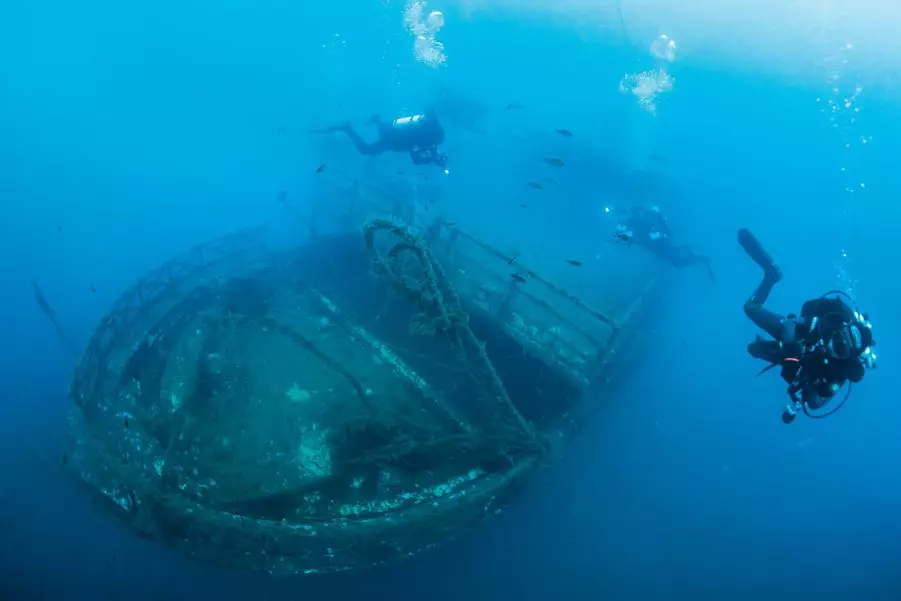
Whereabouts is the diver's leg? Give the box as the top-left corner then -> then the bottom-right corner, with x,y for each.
743,267 -> 797,342
666,245 -> 716,283
738,228 -> 792,341
738,228 -> 782,281
743,277 -> 794,341
661,244 -> 691,268
340,125 -> 387,156
311,121 -> 352,134
747,337 -> 784,363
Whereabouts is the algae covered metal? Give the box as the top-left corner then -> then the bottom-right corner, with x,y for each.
66,212 -> 666,573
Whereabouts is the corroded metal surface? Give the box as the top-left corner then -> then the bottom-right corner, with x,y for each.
67,209 -> 666,574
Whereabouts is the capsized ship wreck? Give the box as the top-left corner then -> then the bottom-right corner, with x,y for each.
66,182 -> 669,574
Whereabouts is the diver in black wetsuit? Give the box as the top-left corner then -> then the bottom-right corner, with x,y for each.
614,205 -> 716,283
738,228 -> 878,424
316,111 -> 448,169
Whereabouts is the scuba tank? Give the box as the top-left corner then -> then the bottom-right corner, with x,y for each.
391,114 -> 427,131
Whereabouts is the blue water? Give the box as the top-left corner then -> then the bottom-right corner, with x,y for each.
3,1 -> 900,599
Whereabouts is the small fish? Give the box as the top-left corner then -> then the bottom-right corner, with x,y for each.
123,417 -> 129,429
57,225 -> 62,232
526,180 -> 544,189
397,170 -> 405,175
543,177 -> 559,185
565,259 -> 583,267
90,284 -> 97,293
61,452 -> 68,466
648,153 -> 666,162
277,190 -> 288,203
315,164 -> 327,174
519,203 -> 528,209
505,102 -> 525,111
542,157 -> 565,167
510,273 -> 528,283
556,128 -> 574,138
612,231 -> 632,244
507,256 -> 517,265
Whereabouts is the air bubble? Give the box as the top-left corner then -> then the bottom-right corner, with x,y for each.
404,1 -> 446,68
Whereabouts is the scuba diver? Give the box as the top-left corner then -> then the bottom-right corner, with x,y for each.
613,205 -> 716,283
738,228 -> 877,424
315,110 -> 448,169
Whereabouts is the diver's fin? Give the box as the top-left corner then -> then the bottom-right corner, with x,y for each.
756,363 -> 780,377
738,228 -> 782,282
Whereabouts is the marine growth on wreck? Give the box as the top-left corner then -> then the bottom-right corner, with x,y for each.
65,191 -> 667,574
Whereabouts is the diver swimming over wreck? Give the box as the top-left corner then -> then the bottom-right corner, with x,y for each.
738,228 -> 877,424
613,205 -> 716,283
315,109 -> 449,169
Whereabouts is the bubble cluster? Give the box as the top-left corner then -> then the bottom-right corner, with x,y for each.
619,69 -> 674,115
816,42 -> 869,197
404,1 -> 446,68
620,34 -> 677,114
834,249 -> 859,299
816,41 -> 868,295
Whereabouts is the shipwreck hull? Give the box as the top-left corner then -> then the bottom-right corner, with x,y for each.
67,216 -> 667,574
